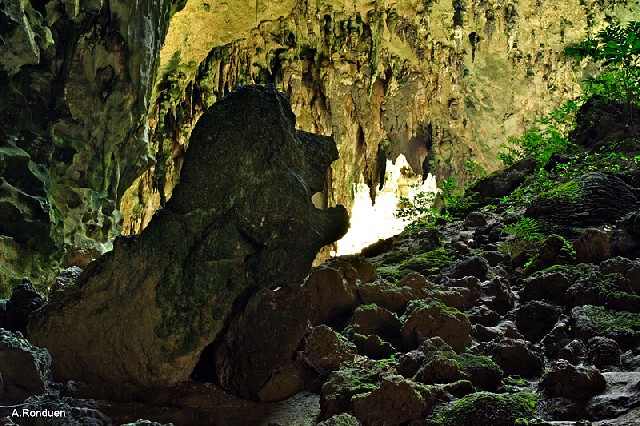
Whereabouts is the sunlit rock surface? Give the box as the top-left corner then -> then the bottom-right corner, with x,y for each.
122,0 -> 640,235
28,85 -> 348,388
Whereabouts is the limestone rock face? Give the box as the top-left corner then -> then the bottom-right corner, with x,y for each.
0,0 -> 182,290
123,0 -> 640,234
28,85 -> 348,388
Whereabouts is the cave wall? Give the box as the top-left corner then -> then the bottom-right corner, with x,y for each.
0,0 -> 638,292
121,0 -> 640,233
0,0 -> 183,293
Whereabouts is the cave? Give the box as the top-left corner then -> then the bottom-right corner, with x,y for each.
1,0 -> 640,425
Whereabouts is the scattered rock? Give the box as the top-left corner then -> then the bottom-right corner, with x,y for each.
428,391 -> 538,426
558,339 -> 587,365
352,375 -> 444,425
539,360 -> 606,402
467,306 -> 501,327
442,256 -> 489,281
514,300 -> 562,343
401,300 -> 471,352
320,362 -> 391,420
348,304 -> 402,339
356,280 -> 415,313
317,412 -> 362,426
492,338 -> 544,377
303,325 -> 357,376
0,278 -> 46,333
395,350 -> 425,379
456,354 -> 503,392
525,172 -> 638,236
0,328 -> 51,403
352,333 -> 395,359
575,228 -> 613,264
571,305 -> 640,350
520,269 -> 574,304
464,212 -> 487,228
48,266 -> 83,295
480,278 -> 515,315
587,336 -> 621,371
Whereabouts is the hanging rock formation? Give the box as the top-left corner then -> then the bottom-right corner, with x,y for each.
122,0 -> 640,233
28,85 -> 349,388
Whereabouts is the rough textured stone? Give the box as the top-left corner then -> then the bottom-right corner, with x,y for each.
540,360 -> 606,402
356,280 -> 416,313
351,375 -> 441,425
320,362 -> 393,420
587,336 -> 622,371
401,300 -> 471,352
514,300 -> 562,343
0,278 -> 46,333
211,285 -> 312,399
558,339 -> 587,365
317,412 -> 362,426
492,338 -> 544,378
349,304 -> 402,341
306,266 -> 358,325
575,228 -> 613,264
303,325 -> 357,376
28,86 -> 349,388
442,256 -> 489,281
352,333 -> 395,360
0,0 -> 183,290
480,278 -> 515,315
526,172 -> 638,236
0,328 -> 51,403
429,391 -> 537,426
520,270 -> 573,304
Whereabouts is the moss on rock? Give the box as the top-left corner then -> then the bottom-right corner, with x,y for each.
427,391 -> 538,426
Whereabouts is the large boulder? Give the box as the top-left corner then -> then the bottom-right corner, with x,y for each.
28,86 -> 349,388
0,329 -> 51,403
525,172 -> 638,236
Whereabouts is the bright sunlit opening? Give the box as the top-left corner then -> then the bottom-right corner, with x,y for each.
335,155 -> 437,255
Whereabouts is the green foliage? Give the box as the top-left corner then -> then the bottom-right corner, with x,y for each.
565,21 -> 640,110
396,183 -> 438,225
396,177 -> 464,230
499,101 -> 579,167
464,159 -> 487,184
502,217 -> 541,242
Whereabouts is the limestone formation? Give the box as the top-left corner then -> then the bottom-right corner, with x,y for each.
28,85 -> 349,388
122,0 -> 640,236
0,0 -> 183,291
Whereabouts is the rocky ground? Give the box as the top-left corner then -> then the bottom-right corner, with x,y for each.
1,99 -> 640,425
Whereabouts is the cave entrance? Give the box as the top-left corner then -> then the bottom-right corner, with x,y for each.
334,154 -> 437,255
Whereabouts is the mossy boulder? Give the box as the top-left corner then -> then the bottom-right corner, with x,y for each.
571,305 -> 640,350
401,300 -> 472,352
320,361 -> 395,420
525,173 -> 638,236
352,375 -> 448,425
427,391 -> 538,426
